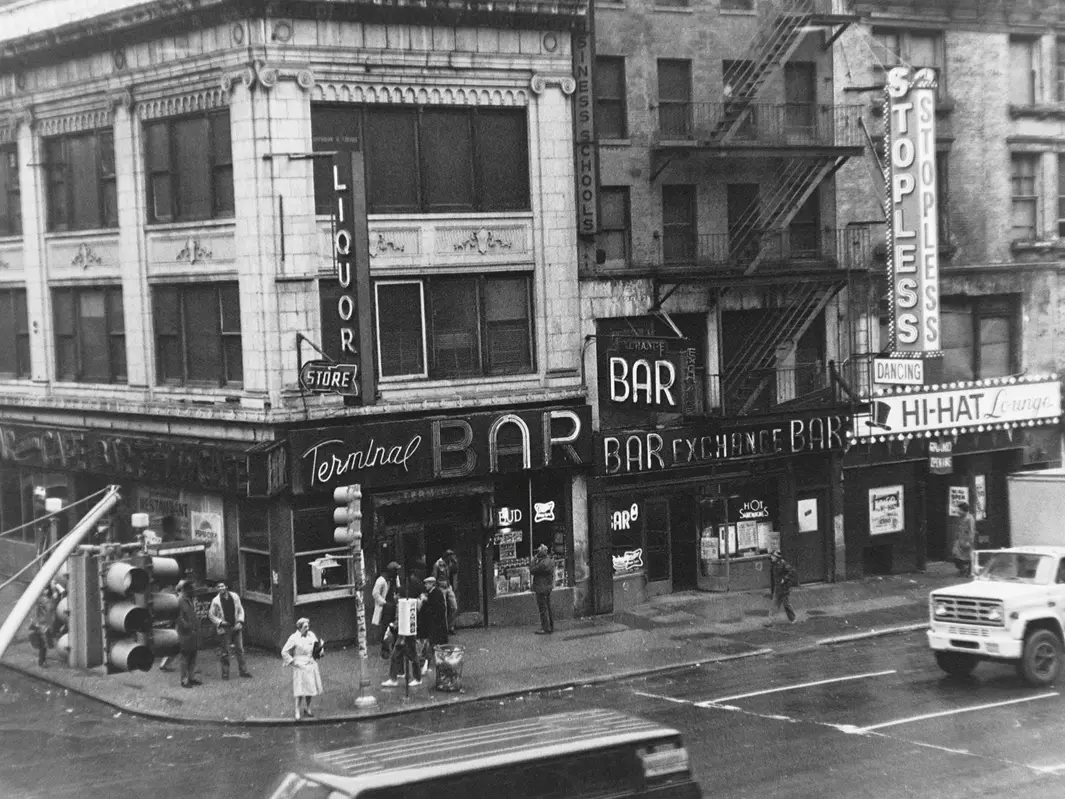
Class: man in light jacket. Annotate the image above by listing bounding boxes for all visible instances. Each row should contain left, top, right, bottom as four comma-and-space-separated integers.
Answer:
208, 581, 252, 679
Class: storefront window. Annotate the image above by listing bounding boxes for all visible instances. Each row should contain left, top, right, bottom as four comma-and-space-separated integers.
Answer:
697, 482, 780, 566
491, 473, 569, 596
293, 504, 355, 603
239, 500, 272, 600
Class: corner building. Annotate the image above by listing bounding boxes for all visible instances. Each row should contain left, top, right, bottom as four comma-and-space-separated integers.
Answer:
0, 0, 592, 647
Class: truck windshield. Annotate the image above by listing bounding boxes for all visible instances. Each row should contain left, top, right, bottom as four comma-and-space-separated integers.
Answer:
979, 552, 1053, 584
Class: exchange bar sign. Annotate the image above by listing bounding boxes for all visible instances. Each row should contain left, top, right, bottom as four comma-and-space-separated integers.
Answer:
299, 360, 360, 396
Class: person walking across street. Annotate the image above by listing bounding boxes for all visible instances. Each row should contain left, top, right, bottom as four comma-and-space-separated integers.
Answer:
530, 544, 555, 635
765, 550, 798, 625
175, 580, 201, 687
281, 617, 324, 720
27, 586, 56, 667
371, 561, 400, 646
208, 581, 252, 680
952, 501, 976, 577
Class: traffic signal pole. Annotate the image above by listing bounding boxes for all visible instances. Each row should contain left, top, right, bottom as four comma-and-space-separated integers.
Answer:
0, 486, 121, 662
333, 484, 376, 709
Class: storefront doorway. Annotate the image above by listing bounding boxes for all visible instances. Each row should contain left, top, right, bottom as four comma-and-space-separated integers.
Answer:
794, 488, 828, 583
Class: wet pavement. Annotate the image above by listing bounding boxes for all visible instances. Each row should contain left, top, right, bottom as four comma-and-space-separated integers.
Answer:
0, 564, 962, 725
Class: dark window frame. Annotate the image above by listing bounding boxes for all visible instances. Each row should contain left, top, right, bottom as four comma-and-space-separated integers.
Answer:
594, 56, 628, 139
1010, 153, 1039, 241
311, 104, 530, 215
598, 186, 631, 267
871, 28, 947, 98
145, 109, 234, 224
662, 184, 697, 264
0, 143, 20, 237
373, 273, 535, 381
152, 282, 243, 387
44, 129, 118, 232
941, 295, 1019, 382
0, 287, 30, 378
657, 59, 693, 138
52, 285, 126, 383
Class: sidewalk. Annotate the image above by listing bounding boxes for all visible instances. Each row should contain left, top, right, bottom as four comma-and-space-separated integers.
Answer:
0, 564, 963, 726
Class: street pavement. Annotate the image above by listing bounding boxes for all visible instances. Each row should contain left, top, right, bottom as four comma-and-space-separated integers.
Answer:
0, 563, 965, 725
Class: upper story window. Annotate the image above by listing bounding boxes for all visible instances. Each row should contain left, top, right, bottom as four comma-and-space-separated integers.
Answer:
1010, 153, 1039, 241
657, 60, 692, 138
721, 0, 754, 9
153, 282, 242, 387
374, 273, 533, 381
311, 104, 530, 215
941, 296, 1018, 382
1009, 37, 1040, 105
53, 286, 126, 383
0, 144, 20, 237
0, 287, 30, 378
662, 184, 696, 263
145, 110, 234, 224
595, 57, 628, 139
872, 29, 946, 97
598, 187, 631, 269
44, 129, 117, 232
1057, 39, 1065, 101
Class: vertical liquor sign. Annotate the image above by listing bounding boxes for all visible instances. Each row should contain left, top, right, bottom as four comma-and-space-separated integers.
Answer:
331, 149, 376, 405
885, 66, 940, 359
573, 8, 598, 238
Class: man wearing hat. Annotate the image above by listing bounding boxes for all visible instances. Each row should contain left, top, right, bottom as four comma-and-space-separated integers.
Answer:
208, 581, 252, 679
175, 580, 201, 687
765, 550, 798, 625
530, 544, 556, 634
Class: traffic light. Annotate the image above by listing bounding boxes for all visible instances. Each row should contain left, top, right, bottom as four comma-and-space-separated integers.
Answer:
102, 559, 152, 672
147, 557, 181, 661
333, 484, 362, 547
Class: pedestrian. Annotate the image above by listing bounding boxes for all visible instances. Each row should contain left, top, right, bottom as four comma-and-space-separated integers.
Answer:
175, 580, 201, 687
530, 544, 555, 635
433, 550, 459, 634
208, 581, 252, 680
952, 501, 976, 577
27, 586, 56, 667
371, 561, 400, 646
417, 576, 448, 671
281, 617, 324, 720
381, 598, 423, 688
765, 550, 798, 625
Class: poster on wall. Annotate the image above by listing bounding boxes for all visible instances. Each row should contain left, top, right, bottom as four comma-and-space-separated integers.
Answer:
756, 522, 772, 552
797, 498, 819, 533
868, 485, 905, 535
727, 525, 737, 555
948, 486, 970, 517
190, 511, 224, 579
737, 520, 758, 551
701, 530, 719, 561
133, 487, 226, 581
973, 475, 987, 521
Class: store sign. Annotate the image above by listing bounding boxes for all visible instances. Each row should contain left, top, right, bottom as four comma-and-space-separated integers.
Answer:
885, 66, 940, 356
610, 502, 639, 531
851, 377, 1062, 440
929, 439, 953, 474
601, 337, 690, 412
292, 405, 593, 493
612, 548, 643, 574
737, 498, 770, 520
573, 26, 598, 237
598, 413, 846, 476
0, 424, 252, 494
298, 360, 360, 396
874, 357, 925, 386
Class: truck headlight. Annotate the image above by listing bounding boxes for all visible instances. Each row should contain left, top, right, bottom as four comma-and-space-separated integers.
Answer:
933, 602, 949, 616
985, 606, 1003, 622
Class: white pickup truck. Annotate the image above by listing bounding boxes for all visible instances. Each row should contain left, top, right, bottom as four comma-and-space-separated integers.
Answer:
927, 547, 1065, 686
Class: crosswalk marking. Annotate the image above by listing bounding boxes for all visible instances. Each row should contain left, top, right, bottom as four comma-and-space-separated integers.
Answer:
853, 691, 1060, 733
696, 669, 897, 706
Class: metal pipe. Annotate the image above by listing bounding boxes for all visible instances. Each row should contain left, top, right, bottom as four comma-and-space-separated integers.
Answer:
0, 486, 121, 662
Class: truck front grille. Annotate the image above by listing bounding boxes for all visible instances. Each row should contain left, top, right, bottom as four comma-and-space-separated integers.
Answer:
932, 596, 1005, 627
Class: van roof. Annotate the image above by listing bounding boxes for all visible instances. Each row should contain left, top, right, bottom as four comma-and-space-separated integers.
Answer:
312, 709, 680, 788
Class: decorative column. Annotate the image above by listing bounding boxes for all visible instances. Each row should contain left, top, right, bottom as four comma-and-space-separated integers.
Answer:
15, 108, 51, 385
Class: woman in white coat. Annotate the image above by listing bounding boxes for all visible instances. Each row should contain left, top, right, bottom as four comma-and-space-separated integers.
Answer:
281, 617, 323, 720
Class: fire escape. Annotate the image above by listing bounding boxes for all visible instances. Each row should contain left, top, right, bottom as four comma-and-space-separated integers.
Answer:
649, 0, 866, 416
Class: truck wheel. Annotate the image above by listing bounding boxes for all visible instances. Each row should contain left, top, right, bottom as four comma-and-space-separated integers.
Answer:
934, 651, 977, 677
1018, 629, 1064, 687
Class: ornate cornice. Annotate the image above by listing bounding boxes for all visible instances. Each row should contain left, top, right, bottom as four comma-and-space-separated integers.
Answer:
530, 73, 576, 96
36, 107, 112, 137
218, 62, 314, 94
311, 83, 528, 106
137, 88, 227, 120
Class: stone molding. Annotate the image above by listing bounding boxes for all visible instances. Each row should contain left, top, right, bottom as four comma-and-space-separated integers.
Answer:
311, 83, 528, 106
36, 108, 112, 136
530, 73, 576, 96
137, 88, 228, 120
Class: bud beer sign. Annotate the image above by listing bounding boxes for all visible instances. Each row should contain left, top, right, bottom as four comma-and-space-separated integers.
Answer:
885, 66, 940, 357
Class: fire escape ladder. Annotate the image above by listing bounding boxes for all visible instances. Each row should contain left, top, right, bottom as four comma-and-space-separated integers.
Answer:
714, 0, 816, 143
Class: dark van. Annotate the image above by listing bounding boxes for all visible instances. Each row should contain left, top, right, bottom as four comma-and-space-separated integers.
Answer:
267, 708, 702, 799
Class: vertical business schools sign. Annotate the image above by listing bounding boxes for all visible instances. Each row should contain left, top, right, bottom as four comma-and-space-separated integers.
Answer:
885, 66, 940, 358
573, 13, 598, 238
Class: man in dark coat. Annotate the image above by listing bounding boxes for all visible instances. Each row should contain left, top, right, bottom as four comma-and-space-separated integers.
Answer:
417, 576, 449, 648
765, 550, 798, 625
530, 544, 555, 635
176, 581, 201, 687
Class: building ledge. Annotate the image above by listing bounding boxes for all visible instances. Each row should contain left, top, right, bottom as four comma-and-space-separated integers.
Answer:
1009, 104, 1065, 121
1010, 238, 1065, 256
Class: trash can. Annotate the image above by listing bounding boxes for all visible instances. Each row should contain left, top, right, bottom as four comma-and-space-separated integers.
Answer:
433, 644, 464, 692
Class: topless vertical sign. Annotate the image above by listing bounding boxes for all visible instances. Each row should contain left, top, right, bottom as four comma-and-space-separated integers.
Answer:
885, 66, 940, 357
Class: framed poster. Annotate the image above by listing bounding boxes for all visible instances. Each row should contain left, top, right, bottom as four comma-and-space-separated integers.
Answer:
737, 520, 758, 551
797, 498, 819, 533
948, 486, 970, 517
868, 485, 904, 535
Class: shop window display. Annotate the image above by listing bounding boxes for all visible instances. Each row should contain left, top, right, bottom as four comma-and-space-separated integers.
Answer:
293, 504, 356, 602
239, 500, 272, 600
491, 473, 569, 596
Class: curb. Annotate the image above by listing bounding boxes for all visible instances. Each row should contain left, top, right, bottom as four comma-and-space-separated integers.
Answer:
816, 622, 928, 646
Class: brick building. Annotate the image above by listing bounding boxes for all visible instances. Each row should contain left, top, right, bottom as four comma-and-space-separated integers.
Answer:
0, 0, 593, 646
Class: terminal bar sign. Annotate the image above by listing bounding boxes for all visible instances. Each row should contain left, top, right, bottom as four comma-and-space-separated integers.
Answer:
885, 66, 940, 358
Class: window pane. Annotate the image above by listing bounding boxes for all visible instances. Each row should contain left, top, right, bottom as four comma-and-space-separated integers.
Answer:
1010, 39, 1036, 104
0, 149, 11, 235
101, 178, 118, 228
213, 166, 234, 216
662, 185, 696, 262
174, 117, 211, 220
429, 277, 480, 377
184, 286, 222, 381
0, 293, 14, 374
151, 174, 173, 222
211, 112, 232, 165
53, 291, 74, 336
940, 305, 973, 382
979, 316, 1011, 377
477, 111, 530, 211
107, 289, 124, 332
658, 60, 691, 102
600, 188, 627, 229
421, 110, 474, 211
874, 31, 901, 63
595, 57, 624, 98
377, 282, 425, 377
224, 337, 243, 383
153, 287, 180, 335
219, 284, 241, 331
78, 291, 109, 381
484, 276, 531, 374
365, 109, 419, 213
311, 106, 359, 215
147, 123, 170, 173
68, 134, 99, 230
45, 139, 68, 230
910, 34, 939, 70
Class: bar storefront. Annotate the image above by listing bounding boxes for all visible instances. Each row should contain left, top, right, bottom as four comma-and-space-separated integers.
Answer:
843, 375, 1063, 576
589, 411, 848, 614
278, 403, 593, 645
